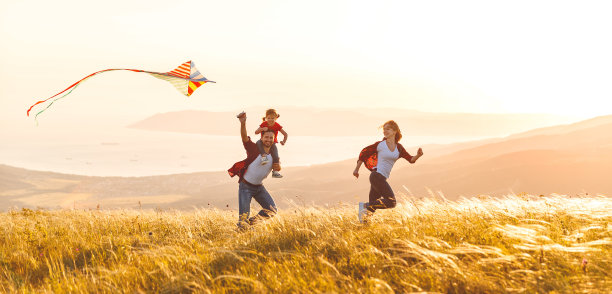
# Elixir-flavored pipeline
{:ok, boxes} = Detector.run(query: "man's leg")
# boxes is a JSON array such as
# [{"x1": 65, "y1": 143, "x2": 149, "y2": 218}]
[
  {"x1": 367, "y1": 171, "x2": 396, "y2": 212},
  {"x1": 249, "y1": 185, "x2": 278, "y2": 224},
  {"x1": 238, "y1": 182, "x2": 255, "y2": 225}
]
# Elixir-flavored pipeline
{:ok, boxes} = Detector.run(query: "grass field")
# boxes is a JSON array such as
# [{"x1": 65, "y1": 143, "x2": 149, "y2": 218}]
[{"x1": 1, "y1": 194, "x2": 610, "y2": 293}]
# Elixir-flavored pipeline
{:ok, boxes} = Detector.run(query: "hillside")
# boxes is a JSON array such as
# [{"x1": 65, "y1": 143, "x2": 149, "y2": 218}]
[
  {"x1": 2, "y1": 115, "x2": 612, "y2": 211},
  {"x1": 127, "y1": 107, "x2": 573, "y2": 138}
]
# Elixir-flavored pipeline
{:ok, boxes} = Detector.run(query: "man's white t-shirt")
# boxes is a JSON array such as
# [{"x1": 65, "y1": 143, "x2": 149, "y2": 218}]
[
  {"x1": 243, "y1": 153, "x2": 273, "y2": 185},
  {"x1": 375, "y1": 141, "x2": 399, "y2": 179}
]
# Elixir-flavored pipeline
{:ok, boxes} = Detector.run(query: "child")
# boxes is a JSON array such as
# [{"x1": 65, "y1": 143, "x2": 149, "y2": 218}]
[{"x1": 255, "y1": 109, "x2": 288, "y2": 178}]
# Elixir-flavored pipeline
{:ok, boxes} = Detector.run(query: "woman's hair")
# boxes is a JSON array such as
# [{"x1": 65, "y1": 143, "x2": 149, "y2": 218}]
[
  {"x1": 262, "y1": 109, "x2": 280, "y2": 121},
  {"x1": 383, "y1": 120, "x2": 402, "y2": 142}
]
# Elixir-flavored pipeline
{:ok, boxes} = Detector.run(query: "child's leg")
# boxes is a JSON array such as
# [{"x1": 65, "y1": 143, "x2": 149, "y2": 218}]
[
  {"x1": 256, "y1": 140, "x2": 266, "y2": 156},
  {"x1": 270, "y1": 143, "x2": 280, "y2": 164}
]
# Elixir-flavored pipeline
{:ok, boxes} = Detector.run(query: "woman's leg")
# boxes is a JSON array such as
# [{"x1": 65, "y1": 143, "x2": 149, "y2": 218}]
[
  {"x1": 367, "y1": 171, "x2": 396, "y2": 212},
  {"x1": 367, "y1": 172, "x2": 382, "y2": 212}
]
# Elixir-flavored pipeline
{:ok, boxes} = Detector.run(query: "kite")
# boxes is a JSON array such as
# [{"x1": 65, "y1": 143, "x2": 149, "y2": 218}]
[{"x1": 26, "y1": 60, "x2": 215, "y2": 122}]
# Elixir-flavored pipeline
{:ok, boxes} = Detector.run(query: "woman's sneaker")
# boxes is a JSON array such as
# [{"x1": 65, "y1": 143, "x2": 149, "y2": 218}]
[
  {"x1": 272, "y1": 171, "x2": 283, "y2": 178},
  {"x1": 358, "y1": 202, "x2": 367, "y2": 223}
]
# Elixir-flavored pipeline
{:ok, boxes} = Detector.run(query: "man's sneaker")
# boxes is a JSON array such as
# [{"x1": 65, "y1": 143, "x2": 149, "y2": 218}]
[
  {"x1": 260, "y1": 156, "x2": 269, "y2": 165},
  {"x1": 235, "y1": 221, "x2": 251, "y2": 232},
  {"x1": 358, "y1": 202, "x2": 367, "y2": 223},
  {"x1": 236, "y1": 111, "x2": 246, "y2": 118},
  {"x1": 272, "y1": 171, "x2": 283, "y2": 178}
]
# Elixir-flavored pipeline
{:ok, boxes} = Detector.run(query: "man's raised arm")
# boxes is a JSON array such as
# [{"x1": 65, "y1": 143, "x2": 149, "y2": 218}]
[{"x1": 238, "y1": 112, "x2": 249, "y2": 142}]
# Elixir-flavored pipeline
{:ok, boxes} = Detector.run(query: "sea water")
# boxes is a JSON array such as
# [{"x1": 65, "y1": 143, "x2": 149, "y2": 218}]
[{"x1": 0, "y1": 127, "x2": 485, "y2": 177}]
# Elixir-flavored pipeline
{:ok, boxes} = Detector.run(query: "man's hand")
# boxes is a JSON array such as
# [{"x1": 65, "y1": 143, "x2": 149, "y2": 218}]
[
  {"x1": 353, "y1": 169, "x2": 359, "y2": 178},
  {"x1": 237, "y1": 111, "x2": 246, "y2": 123},
  {"x1": 237, "y1": 112, "x2": 248, "y2": 142}
]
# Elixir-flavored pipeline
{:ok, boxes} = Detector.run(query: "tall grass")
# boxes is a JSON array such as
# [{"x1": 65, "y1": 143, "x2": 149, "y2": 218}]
[{"x1": 1, "y1": 194, "x2": 610, "y2": 293}]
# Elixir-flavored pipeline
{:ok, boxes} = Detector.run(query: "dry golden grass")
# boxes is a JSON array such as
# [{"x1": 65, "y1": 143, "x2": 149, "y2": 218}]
[{"x1": 1, "y1": 194, "x2": 611, "y2": 293}]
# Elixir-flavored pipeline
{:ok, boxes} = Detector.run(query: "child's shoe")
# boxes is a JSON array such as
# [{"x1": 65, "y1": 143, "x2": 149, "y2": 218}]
[
  {"x1": 260, "y1": 156, "x2": 269, "y2": 165},
  {"x1": 272, "y1": 171, "x2": 283, "y2": 178}
]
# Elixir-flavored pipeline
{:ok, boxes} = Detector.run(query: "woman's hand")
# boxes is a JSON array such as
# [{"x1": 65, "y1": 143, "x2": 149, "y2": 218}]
[{"x1": 353, "y1": 161, "x2": 363, "y2": 178}]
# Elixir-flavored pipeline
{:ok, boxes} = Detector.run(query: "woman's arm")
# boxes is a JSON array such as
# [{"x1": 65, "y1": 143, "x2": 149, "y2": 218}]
[
  {"x1": 279, "y1": 129, "x2": 288, "y2": 145},
  {"x1": 353, "y1": 160, "x2": 363, "y2": 178},
  {"x1": 409, "y1": 148, "x2": 423, "y2": 163}
]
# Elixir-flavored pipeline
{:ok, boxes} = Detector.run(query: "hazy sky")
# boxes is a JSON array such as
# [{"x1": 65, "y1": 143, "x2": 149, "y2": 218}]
[{"x1": 1, "y1": 0, "x2": 612, "y2": 128}]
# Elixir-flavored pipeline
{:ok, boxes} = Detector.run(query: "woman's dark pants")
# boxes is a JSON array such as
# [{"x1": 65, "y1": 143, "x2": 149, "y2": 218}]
[{"x1": 367, "y1": 171, "x2": 396, "y2": 212}]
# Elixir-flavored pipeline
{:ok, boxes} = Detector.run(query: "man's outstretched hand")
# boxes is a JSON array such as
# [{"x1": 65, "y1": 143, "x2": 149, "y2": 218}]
[
  {"x1": 237, "y1": 111, "x2": 246, "y2": 123},
  {"x1": 238, "y1": 111, "x2": 248, "y2": 142}
]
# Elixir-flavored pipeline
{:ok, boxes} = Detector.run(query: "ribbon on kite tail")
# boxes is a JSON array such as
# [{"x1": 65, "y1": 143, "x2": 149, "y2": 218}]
[{"x1": 26, "y1": 60, "x2": 215, "y2": 123}]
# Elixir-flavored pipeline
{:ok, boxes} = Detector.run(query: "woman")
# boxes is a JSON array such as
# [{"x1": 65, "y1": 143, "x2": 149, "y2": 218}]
[{"x1": 353, "y1": 120, "x2": 423, "y2": 223}]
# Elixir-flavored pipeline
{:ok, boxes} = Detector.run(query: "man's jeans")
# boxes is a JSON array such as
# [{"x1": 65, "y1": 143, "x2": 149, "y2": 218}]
[{"x1": 238, "y1": 181, "x2": 277, "y2": 225}]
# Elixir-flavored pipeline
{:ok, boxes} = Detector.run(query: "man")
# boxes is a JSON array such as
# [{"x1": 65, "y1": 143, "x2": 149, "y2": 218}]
[{"x1": 228, "y1": 112, "x2": 281, "y2": 228}]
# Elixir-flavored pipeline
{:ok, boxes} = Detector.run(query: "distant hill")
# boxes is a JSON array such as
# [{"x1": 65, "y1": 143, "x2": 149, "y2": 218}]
[
  {"x1": 2, "y1": 115, "x2": 611, "y2": 211},
  {"x1": 507, "y1": 114, "x2": 612, "y2": 139},
  {"x1": 127, "y1": 107, "x2": 574, "y2": 137}
]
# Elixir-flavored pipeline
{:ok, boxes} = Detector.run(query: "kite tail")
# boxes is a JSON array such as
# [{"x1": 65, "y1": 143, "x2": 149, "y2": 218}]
[
  {"x1": 26, "y1": 69, "x2": 125, "y2": 117},
  {"x1": 33, "y1": 82, "x2": 82, "y2": 126}
]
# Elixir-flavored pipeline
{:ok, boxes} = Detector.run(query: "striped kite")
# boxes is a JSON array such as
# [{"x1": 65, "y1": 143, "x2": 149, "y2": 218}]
[{"x1": 27, "y1": 61, "x2": 215, "y2": 122}]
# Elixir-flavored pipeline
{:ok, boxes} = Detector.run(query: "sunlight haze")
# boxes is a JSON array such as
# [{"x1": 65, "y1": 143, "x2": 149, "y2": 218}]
[
  {"x1": 1, "y1": 0, "x2": 611, "y2": 176},
  {"x1": 2, "y1": 0, "x2": 612, "y2": 125}
]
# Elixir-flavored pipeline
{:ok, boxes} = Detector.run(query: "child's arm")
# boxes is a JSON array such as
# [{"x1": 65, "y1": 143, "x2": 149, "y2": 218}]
[
  {"x1": 279, "y1": 129, "x2": 288, "y2": 145},
  {"x1": 255, "y1": 126, "x2": 268, "y2": 134}
]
